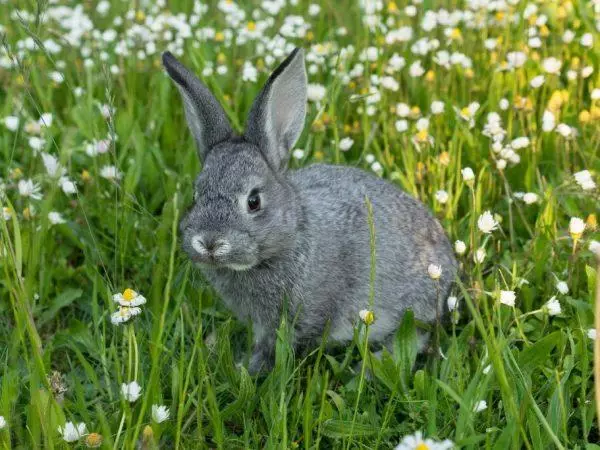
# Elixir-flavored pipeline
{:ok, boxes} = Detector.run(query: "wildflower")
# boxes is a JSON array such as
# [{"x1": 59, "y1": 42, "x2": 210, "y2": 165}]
[
  {"x1": 542, "y1": 110, "x2": 556, "y2": 132},
  {"x1": 454, "y1": 240, "x2": 466, "y2": 255},
  {"x1": 511, "y1": 137, "x2": 530, "y2": 149},
  {"x1": 473, "y1": 400, "x2": 487, "y2": 413},
  {"x1": 371, "y1": 162, "x2": 383, "y2": 176},
  {"x1": 542, "y1": 57, "x2": 562, "y2": 74},
  {"x1": 573, "y1": 170, "x2": 596, "y2": 191},
  {"x1": 18, "y1": 179, "x2": 42, "y2": 200},
  {"x1": 292, "y1": 149, "x2": 304, "y2": 160},
  {"x1": 474, "y1": 248, "x2": 486, "y2": 264},
  {"x1": 530, "y1": 75, "x2": 545, "y2": 88},
  {"x1": 0, "y1": 416, "x2": 5, "y2": 429},
  {"x1": 545, "y1": 297, "x2": 561, "y2": 316},
  {"x1": 456, "y1": 102, "x2": 479, "y2": 128},
  {"x1": 3, "y1": 207, "x2": 12, "y2": 221},
  {"x1": 359, "y1": 309, "x2": 375, "y2": 326},
  {"x1": 590, "y1": 240, "x2": 600, "y2": 257},
  {"x1": 499, "y1": 290, "x2": 516, "y2": 307},
  {"x1": 113, "y1": 288, "x2": 147, "y2": 307},
  {"x1": 477, "y1": 211, "x2": 498, "y2": 234},
  {"x1": 41, "y1": 153, "x2": 64, "y2": 178},
  {"x1": 588, "y1": 215, "x2": 598, "y2": 231},
  {"x1": 59, "y1": 177, "x2": 77, "y2": 195},
  {"x1": 428, "y1": 264, "x2": 442, "y2": 280},
  {"x1": 100, "y1": 165, "x2": 122, "y2": 181},
  {"x1": 121, "y1": 381, "x2": 142, "y2": 402},
  {"x1": 394, "y1": 431, "x2": 453, "y2": 450},
  {"x1": 435, "y1": 190, "x2": 449, "y2": 204},
  {"x1": 409, "y1": 60, "x2": 425, "y2": 78},
  {"x1": 48, "y1": 211, "x2": 66, "y2": 225},
  {"x1": 110, "y1": 306, "x2": 142, "y2": 325},
  {"x1": 339, "y1": 137, "x2": 354, "y2": 151},
  {"x1": 431, "y1": 101, "x2": 444, "y2": 115},
  {"x1": 2, "y1": 116, "x2": 19, "y2": 131},
  {"x1": 58, "y1": 422, "x2": 87, "y2": 443},
  {"x1": 556, "y1": 280, "x2": 569, "y2": 295},
  {"x1": 569, "y1": 217, "x2": 585, "y2": 240},
  {"x1": 588, "y1": 329, "x2": 597, "y2": 340},
  {"x1": 522, "y1": 193, "x2": 538, "y2": 205},
  {"x1": 447, "y1": 296, "x2": 458, "y2": 311},
  {"x1": 29, "y1": 137, "x2": 46, "y2": 152},
  {"x1": 152, "y1": 405, "x2": 170, "y2": 423},
  {"x1": 396, "y1": 103, "x2": 410, "y2": 117},
  {"x1": 499, "y1": 98, "x2": 509, "y2": 110},
  {"x1": 581, "y1": 33, "x2": 593, "y2": 48},
  {"x1": 307, "y1": 84, "x2": 326, "y2": 102},
  {"x1": 461, "y1": 167, "x2": 475, "y2": 185},
  {"x1": 381, "y1": 76, "x2": 399, "y2": 91},
  {"x1": 85, "y1": 433, "x2": 103, "y2": 448}
]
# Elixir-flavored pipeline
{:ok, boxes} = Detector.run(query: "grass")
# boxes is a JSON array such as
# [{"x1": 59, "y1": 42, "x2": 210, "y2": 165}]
[{"x1": 1, "y1": 0, "x2": 600, "y2": 448}]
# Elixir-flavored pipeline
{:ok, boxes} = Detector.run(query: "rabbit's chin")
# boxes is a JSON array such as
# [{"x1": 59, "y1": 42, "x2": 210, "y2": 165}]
[{"x1": 192, "y1": 257, "x2": 258, "y2": 272}]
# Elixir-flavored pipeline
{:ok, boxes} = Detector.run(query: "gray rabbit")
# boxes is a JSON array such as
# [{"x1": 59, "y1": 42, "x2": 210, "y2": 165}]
[{"x1": 162, "y1": 48, "x2": 457, "y2": 374}]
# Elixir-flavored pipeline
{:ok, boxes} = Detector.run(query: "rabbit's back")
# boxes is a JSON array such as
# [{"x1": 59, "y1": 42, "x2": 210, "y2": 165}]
[{"x1": 289, "y1": 164, "x2": 456, "y2": 344}]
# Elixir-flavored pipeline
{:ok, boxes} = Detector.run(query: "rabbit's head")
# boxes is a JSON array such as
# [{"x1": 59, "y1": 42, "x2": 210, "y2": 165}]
[{"x1": 163, "y1": 48, "x2": 307, "y2": 270}]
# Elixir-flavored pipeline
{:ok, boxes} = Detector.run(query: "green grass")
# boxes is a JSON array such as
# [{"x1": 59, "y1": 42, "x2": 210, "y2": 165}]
[{"x1": 1, "y1": 0, "x2": 600, "y2": 448}]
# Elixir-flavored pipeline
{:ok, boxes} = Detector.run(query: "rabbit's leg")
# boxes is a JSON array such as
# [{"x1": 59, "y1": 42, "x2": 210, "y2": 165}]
[{"x1": 248, "y1": 324, "x2": 276, "y2": 375}]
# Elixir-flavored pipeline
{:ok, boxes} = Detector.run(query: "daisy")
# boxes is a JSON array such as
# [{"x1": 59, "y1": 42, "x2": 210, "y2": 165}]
[
  {"x1": 435, "y1": 190, "x2": 449, "y2": 204},
  {"x1": 152, "y1": 405, "x2": 170, "y2": 423},
  {"x1": 100, "y1": 165, "x2": 122, "y2": 181},
  {"x1": 359, "y1": 309, "x2": 375, "y2": 325},
  {"x1": 110, "y1": 306, "x2": 142, "y2": 325},
  {"x1": 113, "y1": 288, "x2": 147, "y2": 307},
  {"x1": 454, "y1": 240, "x2": 466, "y2": 255},
  {"x1": 477, "y1": 211, "x2": 498, "y2": 233},
  {"x1": 394, "y1": 431, "x2": 453, "y2": 450},
  {"x1": 461, "y1": 167, "x2": 475, "y2": 185},
  {"x1": 121, "y1": 381, "x2": 142, "y2": 402},
  {"x1": 307, "y1": 84, "x2": 326, "y2": 102},
  {"x1": 542, "y1": 57, "x2": 562, "y2": 74},
  {"x1": 339, "y1": 137, "x2": 354, "y2": 151},
  {"x1": 499, "y1": 290, "x2": 516, "y2": 307},
  {"x1": 473, "y1": 248, "x2": 486, "y2": 264},
  {"x1": 428, "y1": 264, "x2": 442, "y2": 280},
  {"x1": 447, "y1": 296, "x2": 458, "y2": 311},
  {"x1": 545, "y1": 297, "x2": 561, "y2": 316},
  {"x1": 473, "y1": 400, "x2": 487, "y2": 413},
  {"x1": 58, "y1": 422, "x2": 87, "y2": 442},
  {"x1": 569, "y1": 217, "x2": 585, "y2": 240},
  {"x1": 48, "y1": 211, "x2": 66, "y2": 224},
  {"x1": 18, "y1": 179, "x2": 42, "y2": 200},
  {"x1": 2, "y1": 116, "x2": 19, "y2": 131}
]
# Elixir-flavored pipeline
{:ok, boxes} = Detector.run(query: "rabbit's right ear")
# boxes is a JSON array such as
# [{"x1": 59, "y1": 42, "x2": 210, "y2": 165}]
[{"x1": 162, "y1": 52, "x2": 233, "y2": 159}]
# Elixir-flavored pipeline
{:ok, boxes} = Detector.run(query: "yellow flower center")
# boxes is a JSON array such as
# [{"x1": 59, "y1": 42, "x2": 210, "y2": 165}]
[
  {"x1": 85, "y1": 433, "x2": 103, "y2": 448},
  {"x1": 135, "y1": 10, "x2": 146, "y2": 22},
  {"x1": 246, "y1": 21, "x2": 256, "y2": 31},
  {"x1": 215, "y1": 32, "x2": 225, "y2": 42},
  {"x1": 415, "y1": 129, "x2": 429, "y2": 142},
  {"x1": 416, "y1": 444, "x2": 430, "y2": 450},
  {"x1": 387, "y1": 2, "x2": 398, "y2": 13},
  {"x1": 123, "y1": 289, "x2": 136, "y2": 302},
  {"x1": 460, "y1": 107, "x2": 471, "y2": 118},
  {"x1": 450, "y1": 28, "x2": 462, "y2": 39}
]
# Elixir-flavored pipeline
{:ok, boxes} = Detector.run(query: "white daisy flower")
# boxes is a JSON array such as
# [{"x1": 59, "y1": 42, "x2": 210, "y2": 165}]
[
  {"x1": 48, "y1": 211, "x2": 66, "y2": 225},
  {"x1": 473, "y1": 400, "x2": 487, "y2": 413},
  {"x1": 339, "y1": 137, "x2": 354, "y2": 151},
  {"x1": 435, "y1": 190, "x2": 449, "y2": 204},
  {"x1": 447, "y1": 296, "x2": 458, "y2": 311},
  {"x1": 58, "y1": 422, "x2": 87, "y2": 442},
  {"x1": 474, "y1": 248, "x2": 486, "y2": 264},
  {"x1": 556, "y1": 280, "x2": 569, "y2": 295},
  {"x1": 307, "y1": 84, "x2": 326, "y2": 102},
  {"x1": 152, "y1": 404, "x2": 170, "y2": 423},
  {"x1": 545, "y1": 297, "x2": 561, "y2": 316},
  {"x1": 499, "y1": 290, "x2": 516, "y2": 307},
  {"x1": 121, "y1": 381, "x2": 142, "y2": 402},
  {"x1": 428, "y1": 264, "x2": 442, "y2": 280},
  {"x1": 454, "y1": 240, "x2": 466, "y2": 255},
  {"x1": 113, "y1": 288, "x2": 147, "y2": 307},
  {"x1": 569, "y1": 217, "x2": 585, "y2": 239},
  {"x1": 110, "y1": 306, "x2": 142, "y2": 325},
  {"x1": 18, "y1": 179, "x2": 42, "y2": 200},
  {"x1": 394, "y1": 431, "x2": 454, "y2": 450},
  {"x1": 477, "y1": 211, "x2": 498, "y2": 234}
]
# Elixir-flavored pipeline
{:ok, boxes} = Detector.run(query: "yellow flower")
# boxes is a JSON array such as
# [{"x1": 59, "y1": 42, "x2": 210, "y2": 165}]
[
  {"x1": 387, "y1": 1, "x2": 398, "y2": 13},
  {"x1": 215, "y1": 32, "x2": 225, "y2": 42},
  {"x1": 425, "y1": 70, "x2": 435, "y2": 82},
  {"x1": 10, "y1": 167, "x2": 23, "y2": 179},
  {"x1": 587, "y1": 214, "x2": 597, "y2": 231},
  {"x1": 81, "y1": 169, "x2": 91, "y2": 182},
  {"x1": 135, "y1": 10, "x2": 145, "y2": 22},
  {"x1": 246, "y1": 21, "x2": 256, "y2": 31},
  {"x1": 449, "y1": 28, "x2": 462, "y2": 40},
  {"x1": 85, "y1": 433, "x2": 103, "y2": 448},
  {"x1": 579, "y1": 110, "x2": 591, "y2": 123}
]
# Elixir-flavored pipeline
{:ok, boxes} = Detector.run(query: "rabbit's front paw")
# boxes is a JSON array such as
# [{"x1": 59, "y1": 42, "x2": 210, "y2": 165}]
[{"x1": 248, "y1": 349, "x2": 274, "y2": 375}]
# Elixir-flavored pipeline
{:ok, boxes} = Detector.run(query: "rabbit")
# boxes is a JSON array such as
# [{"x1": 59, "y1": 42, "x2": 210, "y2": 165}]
[{"x1": 162, "y1": 47, "x2": 457, "y2": 374}]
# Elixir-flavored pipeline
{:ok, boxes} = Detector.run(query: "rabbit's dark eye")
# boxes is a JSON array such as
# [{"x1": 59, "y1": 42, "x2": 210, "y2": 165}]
[{"x1": 247, "y1": 190, "x2": 261, "y2": 212}]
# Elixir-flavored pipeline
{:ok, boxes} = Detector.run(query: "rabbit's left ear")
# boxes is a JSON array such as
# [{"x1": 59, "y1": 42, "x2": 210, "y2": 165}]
[{"x1": 245, "y1": 48, "x2": 307, "y2": 171}]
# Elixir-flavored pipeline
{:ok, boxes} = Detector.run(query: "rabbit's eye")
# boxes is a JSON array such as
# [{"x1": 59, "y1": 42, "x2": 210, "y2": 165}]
[{"x1": 247, "y1": 189, "x2": 261, "y2": 212}]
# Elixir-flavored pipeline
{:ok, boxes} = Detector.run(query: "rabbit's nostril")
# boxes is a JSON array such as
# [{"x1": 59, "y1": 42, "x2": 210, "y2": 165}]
[{"x1": 190, "y1": 234, "x2": 230, "y2": 256}]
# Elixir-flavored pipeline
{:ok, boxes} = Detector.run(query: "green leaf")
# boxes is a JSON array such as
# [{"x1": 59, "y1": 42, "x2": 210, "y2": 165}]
[
  {"x1": 37, "y1": 288, "x2": 83, "y2": 326},
  {"x1": 321, "y1": 419, "x2": 379, "y2": 438}
]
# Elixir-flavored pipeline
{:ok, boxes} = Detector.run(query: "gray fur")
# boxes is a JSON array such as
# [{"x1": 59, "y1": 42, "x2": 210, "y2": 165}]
[{"x1": 164, "y1": 48, "x2": 457, "y2": 374}]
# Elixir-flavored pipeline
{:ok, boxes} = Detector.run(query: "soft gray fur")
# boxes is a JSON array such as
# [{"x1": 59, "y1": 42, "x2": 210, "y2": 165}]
[{"x1": 163, "y1": 48, "x2": 457, "y2": 374}]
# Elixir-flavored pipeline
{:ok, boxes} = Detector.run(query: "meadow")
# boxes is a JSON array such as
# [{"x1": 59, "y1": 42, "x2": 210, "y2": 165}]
[{"x1": 1, "y1": 0, "x2": 600, "y2": 448}]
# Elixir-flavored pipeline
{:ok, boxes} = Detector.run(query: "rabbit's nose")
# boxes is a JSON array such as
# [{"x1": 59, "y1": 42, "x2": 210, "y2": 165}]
[{"x1": 191, "y1": 234, "x2": 230, "y2": 256}]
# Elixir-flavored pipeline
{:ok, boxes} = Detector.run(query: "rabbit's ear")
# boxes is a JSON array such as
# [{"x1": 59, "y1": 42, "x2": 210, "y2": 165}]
[
  {"x1": 245, "y1": 48, "x2": 307, "y2": 171},
  {"x1": 162, "y1": 52, "x2": 233, "y2": 159}
]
